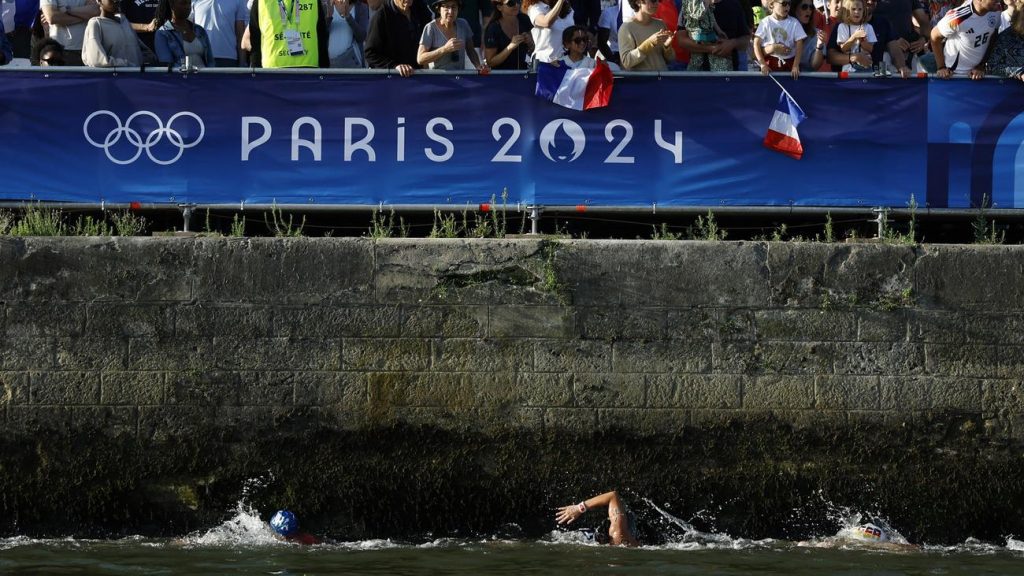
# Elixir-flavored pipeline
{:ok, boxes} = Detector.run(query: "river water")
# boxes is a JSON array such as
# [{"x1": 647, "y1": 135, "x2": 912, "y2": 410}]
[{"x1": 3, "y1": 503, "x2": 1023, "y2": 575}]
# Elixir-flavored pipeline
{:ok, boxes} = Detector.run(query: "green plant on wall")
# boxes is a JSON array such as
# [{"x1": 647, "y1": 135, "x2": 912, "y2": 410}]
[{"x1": 11, "y1": 203, "x2": 65, "y2": 236}]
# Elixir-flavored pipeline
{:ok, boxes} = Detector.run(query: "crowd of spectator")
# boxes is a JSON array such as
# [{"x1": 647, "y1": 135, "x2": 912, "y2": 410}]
[{"x1": 0, "y1": 0, "x2": 1020, "y2": 79}]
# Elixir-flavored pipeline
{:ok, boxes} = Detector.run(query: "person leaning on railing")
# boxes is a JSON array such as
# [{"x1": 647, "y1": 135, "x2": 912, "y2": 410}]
[
  {"x1": 987, "y1": 7, "x2": 1024, "y2": 82},
  {"x1": 417, "y1": 0, "x2": 487, "y2": 70},
  {"x1": 249, "y1": 0, "x2": 329, "y2": 67},
  {"x1": 364, "y1": 0, "x2": 432, "y2": 76},
  {"x1": 617, "y1": 0, "x2": 674, "y2": 70}
]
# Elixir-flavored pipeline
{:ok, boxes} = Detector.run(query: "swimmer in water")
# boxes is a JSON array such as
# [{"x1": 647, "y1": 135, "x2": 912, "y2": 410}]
[
  {"x1": 555, "y1": 491, "x2": 640, "y2": 546},
  {"x1": 269, "y1": 510, "x2": 320, "y2": 545},
  {"x1": 800, "y1": 519, "x2": 918, "y2": 550}
]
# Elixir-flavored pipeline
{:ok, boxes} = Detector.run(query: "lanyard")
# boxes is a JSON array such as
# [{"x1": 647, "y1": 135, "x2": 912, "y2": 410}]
[{"x1": 277, "y1": 0, "x2": 302, "y2": 26}]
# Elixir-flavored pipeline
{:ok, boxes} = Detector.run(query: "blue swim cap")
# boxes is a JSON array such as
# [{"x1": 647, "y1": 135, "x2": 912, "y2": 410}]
[{"x1": 270, "y1": 510, "x2": 299, "y2": 536}]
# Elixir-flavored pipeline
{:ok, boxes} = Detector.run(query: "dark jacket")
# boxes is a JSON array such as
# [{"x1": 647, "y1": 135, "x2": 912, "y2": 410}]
[
  {"x1": 364, "y1": 0, "x2": 433, "y2": 69},
  {"x1": 249, "y1": 0, "x2": 330, "y2": 68}
]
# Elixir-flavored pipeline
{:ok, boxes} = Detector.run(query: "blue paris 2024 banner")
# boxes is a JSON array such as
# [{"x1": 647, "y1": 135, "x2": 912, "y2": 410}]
[{"x1": 0, "y1": 70, "x2": 1020, "y2": 209}]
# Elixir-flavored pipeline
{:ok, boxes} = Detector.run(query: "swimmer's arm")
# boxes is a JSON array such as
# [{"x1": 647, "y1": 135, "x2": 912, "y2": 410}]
[{"x1": 555, "y1": 491, "x2": 624, "y2": 524}]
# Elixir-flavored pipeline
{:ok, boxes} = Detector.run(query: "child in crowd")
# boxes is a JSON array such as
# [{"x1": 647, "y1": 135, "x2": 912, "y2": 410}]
[
  {"x1": 834, "y1": 0, "x2": 874, "y2": 72},
  {"x1": 560, "y1": 24, "x2": 597, "y2": 67},
  {"x1": 753, "y1": 0, "x2": 805, "y2": 77},
  {"x1": 682, "y1": 0, "x2": 730, "y2": 71}
]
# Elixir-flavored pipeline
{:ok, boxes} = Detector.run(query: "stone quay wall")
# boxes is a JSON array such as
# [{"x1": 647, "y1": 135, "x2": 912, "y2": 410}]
[{"x1": 1, "y1": 237, "x2": 1022, "y2": 542}]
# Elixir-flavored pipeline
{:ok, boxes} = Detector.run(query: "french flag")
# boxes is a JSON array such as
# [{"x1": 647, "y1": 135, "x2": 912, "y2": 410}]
[
  {"x1": 535, "y1": 60, "x2": 614, "y2": 111},
  {"x1": 763, "y1": 91, "x2": 806, "y2": 160}
]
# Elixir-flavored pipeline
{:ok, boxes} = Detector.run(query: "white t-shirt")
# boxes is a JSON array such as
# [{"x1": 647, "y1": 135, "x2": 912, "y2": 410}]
[
  {"x1": 192, "y1": 0, "x2": 249, "y2": 61},
  {"x1": 528, "y1": 2, "x2": 575, "y2": 63},
  {"x1": 935, "y1": 1, "x2": 1000, "y2": 74},
  {"x1": 834, "y1": 22, "x2": 876, "y2": 72},
  {"x1": 40, "y1": 0, "x2": 90, "y2": 50},
  {"x1": 754, "y1": 15, "x2": 806, "y2": 60},
  {"x1": 598, "y1": 5, "x2": 620, "y2": 52},
  {"x1": 1, "y1": 0, "x2": 14, "y2": 33},
  {"x1": 1000, "y1": 9, "x2": 1010, "y2": 31},
  {"x1": 560, "y1": 53, "x2": 596, "y2": 67}
]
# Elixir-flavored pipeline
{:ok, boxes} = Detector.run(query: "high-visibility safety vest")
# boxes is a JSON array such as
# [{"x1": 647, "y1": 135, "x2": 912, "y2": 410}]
[{"x1": 257, "y1": 0, "x2": 320, "y2": 68}]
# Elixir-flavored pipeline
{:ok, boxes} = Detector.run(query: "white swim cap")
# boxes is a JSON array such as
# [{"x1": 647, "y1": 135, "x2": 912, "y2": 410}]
[{"x1": 856, "y1": 523, "x2": 890, "y2": 542}]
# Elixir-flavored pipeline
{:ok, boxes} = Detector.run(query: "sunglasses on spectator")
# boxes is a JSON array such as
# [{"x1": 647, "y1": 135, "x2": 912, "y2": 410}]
[{"x1": 571, "y1": 36, "x2": 589, "y2": 43}]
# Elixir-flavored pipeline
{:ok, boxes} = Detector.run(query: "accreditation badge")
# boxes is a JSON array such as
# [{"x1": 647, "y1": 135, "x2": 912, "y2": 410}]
[{"x1": 284, "y1": 29, "x2": 305, "y2": 55}]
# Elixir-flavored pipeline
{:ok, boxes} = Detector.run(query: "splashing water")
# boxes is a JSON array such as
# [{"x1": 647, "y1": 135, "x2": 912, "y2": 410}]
[{"x1": 179, "y1": 501, "x2": 284, "y2": 547}]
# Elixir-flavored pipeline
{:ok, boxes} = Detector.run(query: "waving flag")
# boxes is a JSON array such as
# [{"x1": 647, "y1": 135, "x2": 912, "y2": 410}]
[
  {"x1": 763, "y1": 91, "x2": 807, "y2": 160},
  {"x1": 535, "y1": 60, "x2": 614, "y2": 111}
]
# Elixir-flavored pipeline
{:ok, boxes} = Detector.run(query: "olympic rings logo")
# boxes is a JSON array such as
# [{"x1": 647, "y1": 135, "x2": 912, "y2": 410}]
[{"x1": 83, "y1": 110, "x2": 205, "y2": 165}]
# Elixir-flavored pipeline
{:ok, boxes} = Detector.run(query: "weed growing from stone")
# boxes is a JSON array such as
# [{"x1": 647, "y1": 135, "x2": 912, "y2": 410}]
[
  {"x1": 876, "y1": 287, "x2": 915, "y2": 311},
  {"x1": 972, "y1": 195, "x2": 1005, "y2": 245},
  {"x1": 111, "y1": 210, "x2": 148, "y2": 236},
  {"x1": 823, "y1": 213, "x2": 834, "y2": 242},
  {"x1": 230, "y1": 214, "x2": 246, "y2": 237},
  {"x1": 881, "y1": 195, "x2": 918, "y2": 245},
  {"x1": 689, "y1": 210, "x2": 727, "y2": 241},
  {"x1": 368, "y1": 209, "x2": 408, "y2": 238},
  {"x1": 71, "y1": 215, "x2": 111, "y2": 236},
  {"x1": 540, "y1": 241, "x2": 569, "y2": 305},
  {"x1": 429, "y1": 210, "x2": 462, "y2": 238},
  {"x1": 266, "y1": 202, "x2": 306, "y2": 237},
  {"x1": 11, "y1": 204, "x2": 65, "y2": 236},
  {"x1": 651, "y1": 223, "x2": 683, "y2": 240}
]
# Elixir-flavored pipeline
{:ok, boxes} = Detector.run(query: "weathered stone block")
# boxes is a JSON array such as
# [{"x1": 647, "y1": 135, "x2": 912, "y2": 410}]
[
  {"x1": 400, "y1": 305, "x2": 487, "y2": 338},
  {"x1": 833, "y1": 342, "x2": 925, "y2": 375},
  {"x1": 0, "y1": 238, "x2": 193, "y2": 302},
  {"x1": 7, "y1": 405, "x2": 71, "y2": 433},
  {"x1": 430, "y1": 338, "x2": 525, "y2": 374},
  {"x1": 597, "y1": 408, "x2": 687, "y2": 434},
  {"x1": 909, "y1": 310, "x2": 1012, "y2": 345},
  {"x1": 56, "y1": 338, "x2": 127, "y2": 371},
  {"x1": 767, "y1": 242, "x2": 917, "y2": 308},
  {"x1": 87, "y1": 304, "x2": 173, "y2": 338},
  {"x1": 138, "y1": 405, "x2": 215, "y2": 441},
  {"x1": 574, "y1": 373, "x2": 646, "y2": 407},
  {"x1": 612, "y1": 340, "x2": 709, "y2": 374},
  {"x1": 0, "y1": 372, "x2": 29, "y2": 405},
  {"x1": 647, "y1": 374, "x2": 743, "y2": 409},
  {"x1": 707, "y1": 308, "x2": 756, "y2": 342},
  {"x1": 0, "y1": 338, "x2": 53, "y2": 370},
  {"x1": 931, "y1": 379, "x2": 983, "y2": 411},
  {"x1": 536, "y1": 339, "x2": 610, "y2": 373},
  {"x1": 6, "y1": 303, "x2": 86, "y2": 337},
  {"x1": 577, "y1": 306, "x2": 667, "y2": 341},
  {"x1": 562, "y1": 241, "x2": 770, "y2": 307},
  {"x1": 236, "y1": 372, "x2": 296, "y2": 406},
  {"x1": 100, "y1": 372, "x2": 164, "y2": 405},
  {"x1": 128, "y1": 337, "x2": 213, "y2": 371},
  {"x1": 982, "y1": 379, "x2": 1024, "y2": 413},
  {"x1": 754, "y1": 342, "x2": 836, "y2": 375},
  {"x1": 175, "y1": 305, "x2": 274, "y2": 337},
  {"x1": 374, "y1": 239, "x2": 553, "y2": 305},
  {"x1": 192, "y1": 238, "x2": 375, "y2": 304},
  {"x1": 291, "y1": 372, "x2": 367, "y2": 407},
  {"x1": 344, "y1": 338, "x2": 431, "y2": 371},
  {"x1": 879, "y1": 376, "x2": 931, "y2": 411},
  {"x1": 711, "y1": 342, "x2": 760, "y2": 373},
  {"x1": 815, "y1": 375, "x2": 880, "y2": 410},
  {"x1": 165, "y1": 371, "x2": 240, "y2": 406},
  {"x1": 857, "y1": 309, "x2": 910, "y2": 342},
  {"x1": 70, "y1": 406, "x2": 137, "y2": 436},
  {"x1": 30, "y1": 371, "x2": 100, "y2": 405},
  {"x1": 212, "y1": 338, "x2": 341, "y2": 371},
  {"x1": 925, "y1": 343, "x2": 998, "y2": 377},
  {"x1": 273, "y1": 306, "x2": 401, "y2": 338},
  {"x1": 543, "y1": 407, "x2": 598, "y2": 432},
  {"x1": 755, "y1": 309, "x2": 857, "y2": 341},
  {"x1": 995, "y1": 346, "x2": 1024, "y2": 379},
  {"x1": 743, "y1": 375, "x2": 815, "y2": 409},
  {"x1": 913, "y1": 245, "x2": 1024, "y2": 310},
  {"x1": 488, "y1": 306, "x2": 575, "y2": 338},
  {"x1": 516, "y1": 373, "x2": 574, "y2": 406}
]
